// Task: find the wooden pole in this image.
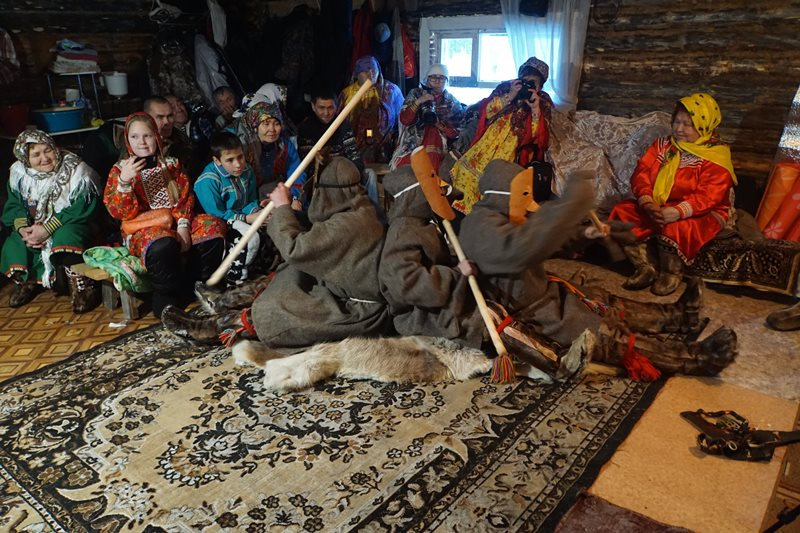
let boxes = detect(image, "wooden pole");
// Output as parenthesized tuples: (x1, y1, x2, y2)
(207, 79, 375, 286)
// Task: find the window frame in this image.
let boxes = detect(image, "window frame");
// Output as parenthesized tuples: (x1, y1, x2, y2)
(420, 14, 510, 89)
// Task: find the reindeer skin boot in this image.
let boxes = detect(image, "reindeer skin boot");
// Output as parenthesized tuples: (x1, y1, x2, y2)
(622, 242, 657, 290)
(161, 305, 254, 344)
(591, 319, 737, 376)
(65, 266, 100, 313)
(651, 245, 684, 296)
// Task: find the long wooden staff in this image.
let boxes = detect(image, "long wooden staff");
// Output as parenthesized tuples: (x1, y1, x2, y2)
(410, 148, 516, 383)
(206, 79, 375, 286)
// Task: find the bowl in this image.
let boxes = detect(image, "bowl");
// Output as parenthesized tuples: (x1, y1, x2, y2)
(31, 107, 84, 133)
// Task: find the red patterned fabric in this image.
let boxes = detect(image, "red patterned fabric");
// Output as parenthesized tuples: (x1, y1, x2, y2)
(105, 157, 225, 264)
(610, 137, 734, 263)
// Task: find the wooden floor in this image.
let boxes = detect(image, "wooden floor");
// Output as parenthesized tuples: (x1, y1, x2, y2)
(0, 280, 157, 381)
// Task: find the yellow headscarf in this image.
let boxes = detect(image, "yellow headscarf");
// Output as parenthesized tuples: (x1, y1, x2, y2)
(652, 92, 737, 206)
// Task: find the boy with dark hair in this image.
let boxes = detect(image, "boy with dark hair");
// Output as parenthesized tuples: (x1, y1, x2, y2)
(194, 131, 266, 284)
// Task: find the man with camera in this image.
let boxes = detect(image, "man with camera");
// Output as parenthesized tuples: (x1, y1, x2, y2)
(450, 57, 554, 214)
(390, 64, 464, 172)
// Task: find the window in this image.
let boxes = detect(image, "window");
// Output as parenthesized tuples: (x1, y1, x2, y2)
(420, 15, 517, 105)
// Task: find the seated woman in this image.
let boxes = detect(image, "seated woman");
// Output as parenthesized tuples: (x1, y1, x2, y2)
(339, 55, 404, 163)
(104, 112, 226, 319)
(1, 129, 101, 312)
(389, 63, 463, 171)
(610, 92, 737, 296)
(241, 102, 306, 209)
(450, 56, 553, 214)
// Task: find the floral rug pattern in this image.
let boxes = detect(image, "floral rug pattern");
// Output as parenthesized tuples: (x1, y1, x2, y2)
(0, 327, 662, 532)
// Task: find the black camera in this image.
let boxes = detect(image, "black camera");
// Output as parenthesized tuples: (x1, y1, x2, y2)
(517, 79, 539, 102)
(420, 101, 438, 125)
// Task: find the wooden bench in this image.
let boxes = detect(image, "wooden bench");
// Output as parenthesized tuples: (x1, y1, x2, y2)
(71, 263, 143, 320)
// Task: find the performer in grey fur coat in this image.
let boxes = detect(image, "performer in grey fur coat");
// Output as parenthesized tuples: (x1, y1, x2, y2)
(250, 157, 391, 350)
(459, 159, 600, 349)
(378, 166, 485, 347)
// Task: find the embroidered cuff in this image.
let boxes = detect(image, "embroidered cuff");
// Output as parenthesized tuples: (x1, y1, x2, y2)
(637, 195, 655, 206)
(233, 213, 246, 223)
(42, 217, 62, 235)
(117, 180, 133, 193)
(409, 102, 418, 111)
(13, 218, 28, 231)
(177, 217, 190, 229)
(676, 201, 693, 219)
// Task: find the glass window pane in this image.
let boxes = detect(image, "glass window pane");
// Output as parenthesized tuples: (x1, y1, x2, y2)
(440, 37, 473, 78)
(478, 33, 516, 82)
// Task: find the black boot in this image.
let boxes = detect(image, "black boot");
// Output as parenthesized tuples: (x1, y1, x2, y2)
(622, 242, 656, 290)
(651, 245, 684, 296)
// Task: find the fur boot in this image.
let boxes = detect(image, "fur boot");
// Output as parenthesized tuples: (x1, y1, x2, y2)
(65, 266, 100, 313)
(766, 301, 800, 331)
(233, 336, 493, 393)
(591, 319, 737, 376)
(607, 276, 705, 335)
(194, 275, 272, 314)
(161, 305, 246, 344)
(622, 242, 657, 290)
(8, 272, 40, 308)
(652, 245, 684, 296)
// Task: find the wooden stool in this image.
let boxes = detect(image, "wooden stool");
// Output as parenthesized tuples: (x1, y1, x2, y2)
(71, 263, 143, 320)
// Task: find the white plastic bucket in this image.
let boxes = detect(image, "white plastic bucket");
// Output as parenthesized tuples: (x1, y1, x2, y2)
(103, 72, 128, 97)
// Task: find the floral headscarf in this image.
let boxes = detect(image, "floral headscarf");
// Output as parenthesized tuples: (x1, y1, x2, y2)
(11, 128, 83, 216)
(122, 112, 179, 206)
(123, 112, 166, 159)
(13, 129, 65, 176)
(517, 57, 549, 84)
(652, 92, 737, 205)
(244, 102, 283, 134)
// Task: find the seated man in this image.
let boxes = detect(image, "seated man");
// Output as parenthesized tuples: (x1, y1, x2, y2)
(297, 90, 382, 217)
(213, 85, 238, 132)
(144, 95, 202, 180)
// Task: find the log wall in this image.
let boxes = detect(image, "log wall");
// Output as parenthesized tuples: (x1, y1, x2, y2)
(579, 0, 800, 202)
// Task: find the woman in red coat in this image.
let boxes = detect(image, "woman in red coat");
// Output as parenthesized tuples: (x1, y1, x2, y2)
(610, 93, 737, 295)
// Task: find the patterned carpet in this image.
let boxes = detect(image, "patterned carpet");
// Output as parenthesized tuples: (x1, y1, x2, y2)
(0, 326, 663, 532)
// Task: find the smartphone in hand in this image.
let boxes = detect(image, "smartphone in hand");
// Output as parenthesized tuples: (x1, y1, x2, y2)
(135, 155, 158, 169)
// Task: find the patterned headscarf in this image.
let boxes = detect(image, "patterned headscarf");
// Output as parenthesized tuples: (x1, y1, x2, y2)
(244, 102, 283, 133)
(11, 128, 82, 214)
(652, 92, 737, 205)
(123, 112, 165, 159)
(122, 112, 179, 206)
(13, 129, 64, 175)
(517, 57, 549, 84)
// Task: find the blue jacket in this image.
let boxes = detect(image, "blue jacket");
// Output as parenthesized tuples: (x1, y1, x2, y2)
(194, 160, 260, 223)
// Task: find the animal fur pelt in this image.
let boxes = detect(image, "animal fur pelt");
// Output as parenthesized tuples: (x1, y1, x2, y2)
(232, 336, 493, 393)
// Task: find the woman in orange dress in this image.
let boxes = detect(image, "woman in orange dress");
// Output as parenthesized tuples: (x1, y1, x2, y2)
(610, 93, 737, 295)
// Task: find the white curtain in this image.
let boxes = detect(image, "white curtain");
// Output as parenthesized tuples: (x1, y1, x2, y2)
(501, 0, 591, 111)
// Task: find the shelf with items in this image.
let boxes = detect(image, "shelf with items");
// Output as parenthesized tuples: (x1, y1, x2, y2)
(46, 71, 103, 120)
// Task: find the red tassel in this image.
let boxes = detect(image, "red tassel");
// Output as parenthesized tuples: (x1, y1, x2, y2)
(490, 353, 516, 383)
(622, 334, 661, 382)
(219, 327, 241, 347)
